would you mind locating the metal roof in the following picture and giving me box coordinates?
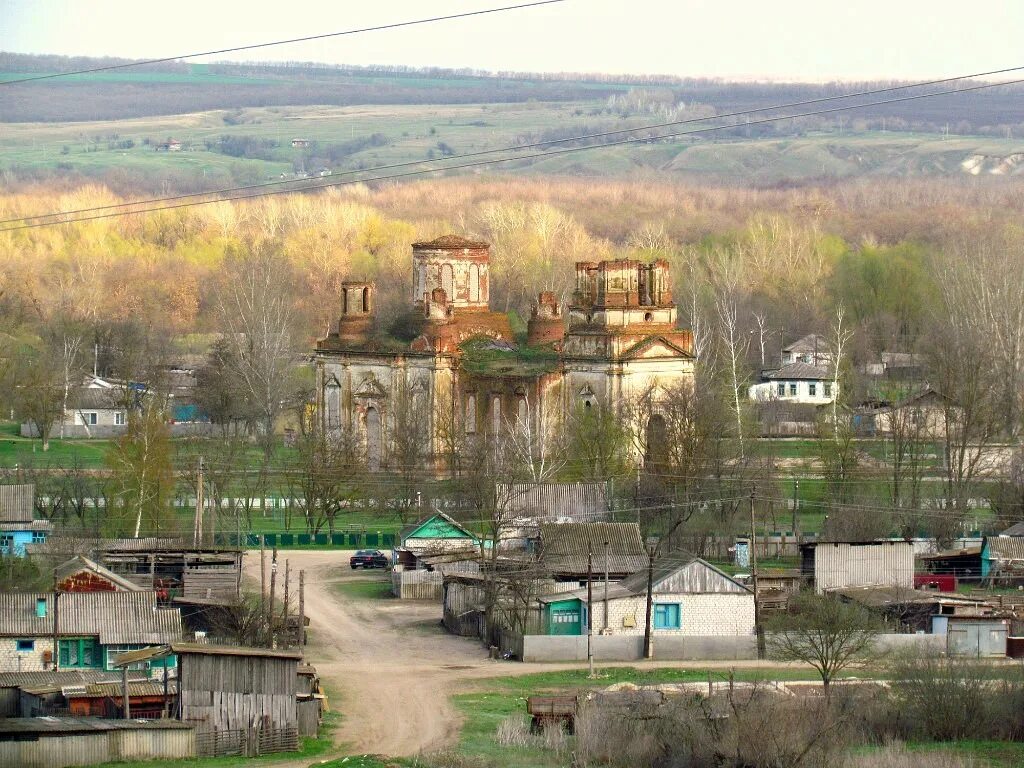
[1001,522,1024,537]
[0,718,192,734]
[70,681,177,699]
[0,484,35,523]
[0,591,181,644]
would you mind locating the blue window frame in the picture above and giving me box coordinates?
[776,383,785,397]
[789,383,798,396]
[653,603,681,630]
[16,639,34,652]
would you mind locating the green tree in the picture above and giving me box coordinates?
[8,339,66,451]
[108,400,176,537]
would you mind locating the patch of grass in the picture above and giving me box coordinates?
[453,690,562,767]
[334,578,393,600]
[459,338,560,377]
[854,740,1024,767]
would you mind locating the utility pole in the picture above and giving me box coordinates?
[52,569,59,671]
[643,544,655,659]
[299,570,306,647]
[792,478,800,538]
[751,491,765,659]
[193,457,204,546]
[268,548,278,648]
[259,536,266,634]
[603,540,610,632]
[282,560,290,647]
[587,548,595,677]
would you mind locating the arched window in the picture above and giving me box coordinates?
[645,414,668,470]
[517,397,528,427]
[644,312,653,322]
[441,264,454,301]
[365,406,382,471]
[326,382,341,428]
[469,264,480,303]
[361,286,370,313]
[491,396,502,435]
[465,394,477,434]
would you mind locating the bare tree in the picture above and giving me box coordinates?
[768,592,881,698]
[216,244,300,456]
[501,393,565,483]
[107,398,176,538]
[9,339,66,451]
[288,429,365,536]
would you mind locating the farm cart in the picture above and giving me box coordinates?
[527,695,578,734]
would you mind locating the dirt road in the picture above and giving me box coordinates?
[243,550,807,760]
[244,549,490,758]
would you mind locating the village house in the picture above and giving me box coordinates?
[853,386,951,438]
[0,590,182,674]
[314,235,696,471]
[748,362,836,406]
[781,333,834,369]
[981,536,1024,584]
[536,558,755,638]
[0,484,51,556]
[535,521,647,585]
[0,668,151,717]
[392,511,480,599]
[801,540,915,594]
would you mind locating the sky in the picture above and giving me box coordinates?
[2,0,1023,82]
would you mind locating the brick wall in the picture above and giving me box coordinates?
[0,637,51,673]
[593,593,755,637]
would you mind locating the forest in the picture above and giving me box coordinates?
[0,174,1022,548]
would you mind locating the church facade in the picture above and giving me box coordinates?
[313,235,696,470]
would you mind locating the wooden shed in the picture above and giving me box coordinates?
[0,717,194,768]
[114,643,301,755]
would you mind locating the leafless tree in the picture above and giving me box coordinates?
[216,244,301,456]
[288,428,365,536]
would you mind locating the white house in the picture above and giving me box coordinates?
[537,558,754,638]
[748,362,837,405]
[781,334,834,369]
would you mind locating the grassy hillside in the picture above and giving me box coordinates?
[3,101,1024,193]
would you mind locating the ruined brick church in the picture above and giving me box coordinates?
[314,235,695,469]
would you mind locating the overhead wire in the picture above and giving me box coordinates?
[5,66,1024,229]
[0,1,571,86]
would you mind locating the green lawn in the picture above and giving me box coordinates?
[333,578,393,601]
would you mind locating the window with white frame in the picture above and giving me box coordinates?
[82,412,98,425]
[114,411,126,426]
[776,383,785,397]
[789,383,797,396]
[824,382,833,397]
[809,383,817,397]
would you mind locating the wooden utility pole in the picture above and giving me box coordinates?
[52,570,59,671]
[259,536,266,629]
[282,560,290,647]
[193,456,204,546]
[587,548,594,678]
[643,544,655,659]
[268,548,278,647]
[122,664,131,719]
[751,491,765,659]
[299,570,306,647]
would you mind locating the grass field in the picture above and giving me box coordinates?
[333,578,394,601]
[3,99,1023,190]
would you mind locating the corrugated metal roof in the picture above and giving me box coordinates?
[72,681,177,699]
[0,484,35,523]
[497,482,609,521]
[113,642,302,667]
[0,591,181,644]
[0,520,51,531]
[540,557,750,602]
[539,522,645,557]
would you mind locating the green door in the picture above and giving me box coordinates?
[547,600,583,636]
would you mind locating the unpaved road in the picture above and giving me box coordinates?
[243,550,806,761]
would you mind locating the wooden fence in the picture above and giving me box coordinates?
[195,726,298,757]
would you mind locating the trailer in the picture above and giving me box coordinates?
[526,695,577,733]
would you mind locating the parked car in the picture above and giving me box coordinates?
[350,549,389,569]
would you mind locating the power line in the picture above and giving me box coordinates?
[5,64,1024,227]
[0,1,570,86]
[5,74,1024,233]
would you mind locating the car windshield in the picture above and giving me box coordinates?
[356,550,377,556]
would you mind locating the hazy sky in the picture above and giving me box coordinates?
[2,0,1023,82]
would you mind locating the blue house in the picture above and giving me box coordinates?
[0,485,51,557]
[981,536,1024,581]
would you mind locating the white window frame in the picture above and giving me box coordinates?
[82,412,98,426]
[114,411,126,426]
